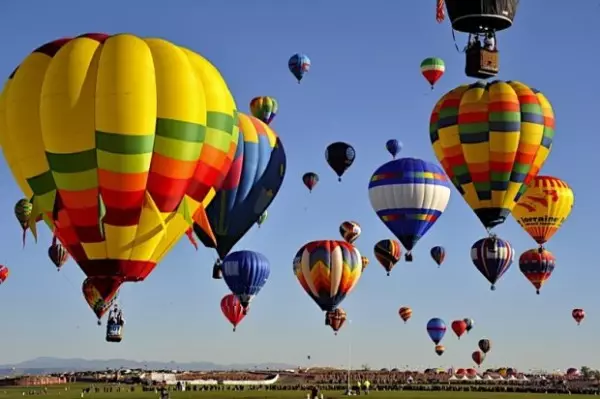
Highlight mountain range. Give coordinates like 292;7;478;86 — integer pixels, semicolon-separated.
0;357;296;375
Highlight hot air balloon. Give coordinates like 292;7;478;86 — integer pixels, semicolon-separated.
0;34;238;291
471;236;514;290
0;265;9;284
288;53;311;83
221;250;270;313
519;248;555;294
463;318;474;333
48;239;69;271
399;306;412;323
451;320;467;339
435;345;445;356
430;81;554;232
478;338;491;354
374;239;402;275
420;57;445;89
326;142;355;181
512;176;574;248
14;198;33;244
361;256;369;271
249;96;278;125
572;308;585;325
326;308;347;335
427;318;447;344
293;240;362;320
386;139;402;159
430;246;446;267
257;211;268;228
82;277;120;324
302;172;319;192
220;293;245;332
339;221;361;244
193;112;286;277
472;350;485;366
369;158;451;261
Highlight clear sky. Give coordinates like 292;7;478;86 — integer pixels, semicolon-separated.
0;0;598;372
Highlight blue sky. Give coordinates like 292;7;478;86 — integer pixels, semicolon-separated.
0;0;598;371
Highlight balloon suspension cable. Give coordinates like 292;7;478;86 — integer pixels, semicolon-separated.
451;29;463;53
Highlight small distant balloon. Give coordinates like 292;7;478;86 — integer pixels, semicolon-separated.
430;246;446;267
249;96;278;125
399;306;412;323
420;57;445;89
339;221;361;244
385;139;402;159
288;53;311;83
302;172;319;192
326;142;355;182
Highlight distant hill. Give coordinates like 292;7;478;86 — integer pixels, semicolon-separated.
0;357;295;375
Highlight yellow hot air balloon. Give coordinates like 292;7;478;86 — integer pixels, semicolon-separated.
512;176;574;247
429;81;555;231
0;33;238;284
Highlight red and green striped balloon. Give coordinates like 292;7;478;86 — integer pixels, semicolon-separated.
420;57;445;89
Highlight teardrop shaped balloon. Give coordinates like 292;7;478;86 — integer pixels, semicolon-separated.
326;307;347;335
0;265;9;285
519;248;556;294
399;306;412;323
478;338;491;354
249;96;278;125
48;241;69;271
430;81;555;231
220;293;245;332
14;198;32;230
369;158;451;261
385;139;402;159
572;308;585;325
470;236;514;290
288;53;311;83
221;250;271;311
512;176;574;246
426;318;447;344
361;256;369;272
294;240;362;312
82;277;121;323
326;142;355;181
374;239;402;275
257;211;268;228
463;318;474;333
472;350;485;366
434;344;445;356
420;57;445;89
451;320;467;339
302;172;319;192
430;246;446;267
339;221;361;244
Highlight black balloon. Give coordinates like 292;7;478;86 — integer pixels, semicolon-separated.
325;142;355;181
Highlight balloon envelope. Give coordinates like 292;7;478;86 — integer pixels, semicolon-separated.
222;250;271;308
471;237;514;290
426;318;447;344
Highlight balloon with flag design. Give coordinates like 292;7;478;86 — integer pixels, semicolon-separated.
471;236;514;290
0;33;238;291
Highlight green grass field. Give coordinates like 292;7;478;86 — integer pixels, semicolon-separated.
0;385;573;399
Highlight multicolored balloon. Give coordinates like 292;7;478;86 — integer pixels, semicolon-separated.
194;112;286;259
220;293;245;332
426;318;447;345
82;277;121;324
451;320;467;339
326;142;355;181
420;57;445;89
293;240;362;313
472;350;485;366
249;96;278;125
478;338;491;354
430;81;554;231
302;172;319;192
430;246;446;267
572;308;585;325
288;53;311;83
386;139;402;159
519;248;556;294
361;256;369;271
0;33;238;287
512;176;574;247
221;250;271;312
14;198;33;244
339;221;361;244
0;265;9;285
48;240;69;271
374;239;402;275
369;158;451;261
463;318;474;333
471;237;514;290
435;344;445;356
399;306;412;323
326;308;347;335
